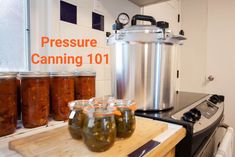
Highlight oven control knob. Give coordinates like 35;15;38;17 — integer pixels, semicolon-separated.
190;108;201;120
182;112;196;123
209;95;220;104
218;95;225;102
209;95;224;104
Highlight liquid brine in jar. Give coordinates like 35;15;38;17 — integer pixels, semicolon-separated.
82;105;116;152
74;71;96;100
0;73;18;137
114;100;136;138
50;72;74;121
19;72;50;128
68;100;91;139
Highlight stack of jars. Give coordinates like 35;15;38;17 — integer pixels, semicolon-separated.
0;71;96;137
68;97;137;152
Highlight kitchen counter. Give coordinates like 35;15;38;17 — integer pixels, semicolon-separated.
0;117;186;157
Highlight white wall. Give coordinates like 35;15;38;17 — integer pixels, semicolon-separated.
30;0;140;97
206;0;235;153
180;0;208;93
143;0;181;34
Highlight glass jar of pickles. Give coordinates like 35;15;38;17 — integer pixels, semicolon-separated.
74;71;96;99
50;72;75;121
0;73;18;137
82;105;116;152
19;72;50;128
68;100;91;139
114;100;136;138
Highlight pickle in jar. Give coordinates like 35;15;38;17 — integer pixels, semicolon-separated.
68;100;91;139
82;106;116;152
114;100;137;138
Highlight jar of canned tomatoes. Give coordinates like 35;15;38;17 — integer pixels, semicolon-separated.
0;72;18;137
16;76;21;120
74;71;96;100
19;72;50;128
50;72;75;121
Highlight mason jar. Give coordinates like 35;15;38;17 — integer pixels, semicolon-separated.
19;72;50;128
114;99;136;138
74;71;96;100
50;72;75;121
82;105;116;152
16;76;21;120
68;100;91;139
0;72;18;137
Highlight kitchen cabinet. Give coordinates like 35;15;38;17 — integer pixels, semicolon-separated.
0;117;185;157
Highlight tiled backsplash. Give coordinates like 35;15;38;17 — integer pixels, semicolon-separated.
30;0;140;97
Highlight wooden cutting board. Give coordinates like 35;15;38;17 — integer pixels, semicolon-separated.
9;117;168;157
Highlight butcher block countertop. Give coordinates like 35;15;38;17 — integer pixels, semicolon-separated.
0;117;186;157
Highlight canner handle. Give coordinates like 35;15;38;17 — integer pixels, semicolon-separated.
131;14;156;26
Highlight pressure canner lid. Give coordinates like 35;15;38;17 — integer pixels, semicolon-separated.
108;14;186;44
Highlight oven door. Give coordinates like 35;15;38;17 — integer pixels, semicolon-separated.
193;124;227;157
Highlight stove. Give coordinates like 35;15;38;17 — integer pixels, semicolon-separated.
135;91;225;157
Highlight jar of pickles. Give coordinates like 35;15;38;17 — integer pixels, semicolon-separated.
68;100;91;139
82;105;116;152
50;72;75;121
19;72;50;128
0;73;18;137
114;100;136;138
74;71;96;99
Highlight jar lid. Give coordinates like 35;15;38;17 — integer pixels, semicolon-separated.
50;72;74;77
83;105;116;117
0;72;18;79
68;99;93;110
93;96;115;106
18;72;49;78
115;99;137;111
74;71;96;76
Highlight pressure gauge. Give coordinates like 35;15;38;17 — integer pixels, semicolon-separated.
117;13;130;26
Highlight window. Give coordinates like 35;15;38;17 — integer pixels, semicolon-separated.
60;1;77;24
92;12;104;31
0;0;29;71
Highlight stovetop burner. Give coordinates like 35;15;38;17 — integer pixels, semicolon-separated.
135;91;208;121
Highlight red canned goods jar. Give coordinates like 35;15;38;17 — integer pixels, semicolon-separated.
50;72;75;121
19;72;50;128
0;72;18;137
16;76;21;120
74;71;96;100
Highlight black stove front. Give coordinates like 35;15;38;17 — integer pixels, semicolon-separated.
135;91;224;157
